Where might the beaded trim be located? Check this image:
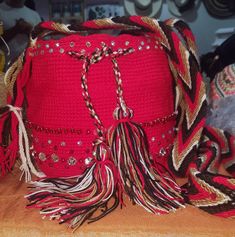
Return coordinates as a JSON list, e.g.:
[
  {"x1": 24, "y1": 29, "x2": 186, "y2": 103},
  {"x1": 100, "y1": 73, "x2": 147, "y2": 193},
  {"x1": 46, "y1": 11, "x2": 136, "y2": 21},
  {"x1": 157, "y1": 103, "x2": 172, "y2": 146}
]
[{"x1": 25, "y1": 111, "x2": 177, "y2": 135}]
